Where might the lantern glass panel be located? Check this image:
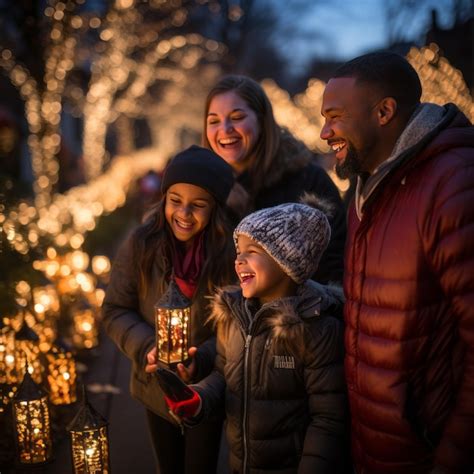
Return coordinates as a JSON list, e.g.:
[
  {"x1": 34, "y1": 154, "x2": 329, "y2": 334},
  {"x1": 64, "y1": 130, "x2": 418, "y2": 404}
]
[
  {"x1": 13, "y1": 396, "x2": 52, "y2": 464},
  {"x1": 15, "y1": 340, "x2": 43, "y2": 385},
  {"x1": 155, "y1": 306, "x2": 190, "y2": 365},
  {"x1": 47, "y1": 347, "x2": 77, "y2": 405},
  {"x1": 70, "y1": 427, "x2": 110, "y2": 474},
  {"x1": 72, "y1": 308, "x2": 98, "y2": 349},
  {"x1": 0, "y1": 327, "x2": 17, "y2": 384}
]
